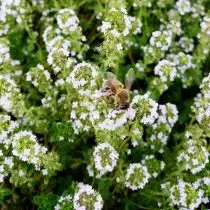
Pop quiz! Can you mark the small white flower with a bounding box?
[56,9,80,34]
[150,30,172,51]
[176,0,192,15]
[154,60,177,82]
[93,142,119,177]
[73,183,103,210]
[125,163,150,190]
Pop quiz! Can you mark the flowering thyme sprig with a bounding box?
[73,183,103,210]
[125,163,150,190]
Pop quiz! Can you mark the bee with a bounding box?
[101,69,134,110]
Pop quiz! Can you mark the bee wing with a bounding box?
[104,71,117,80]
[125,68,134,90]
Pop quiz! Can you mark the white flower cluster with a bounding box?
[200,16,210,36]
[73,182,103,210]
[142,45,165,63]
[141,155,165,178]
[132,0,152,8]
[70,100,98,134]
[150,30,173,51]
[193,73,210,124]
[170,180,208,210]
[0,115,17,183]
[0,154,14,182]
[148,103,178,152]
[198,15,210,55]
[167,52,195,75]
[98,6,141,65]
[192,3,205,19]
[93,142,119,178]
[149,77,169,94]
[42,8,85,75]
[68,62,98,91]
[54,195,73,210]
[177,132,209,174]
[0,114,18,145]
[97,107,136,131]
[41,92,56,111]
[125,163,150,190]
[0,41,10,64]
[193,177,210,189]
[43,28,70,52]
[175,0,191,16]
[130,124,143,147]
[26,64,52,92]
[0,116,55,182]
[0,0,25,29]
[67,63,100,133]
[11,131,49,175]
[166,20,182,36]
[154,59,177,82]
[56,9,80,35]
[0,39,20,71]
[47,48,70,74]
[166,9,183,35]
[0,75,24,115]
[157,103,178,127]
[177,37,194,53]
[31,0,44,8]
[99,8,135,37]
[132,94,158,125]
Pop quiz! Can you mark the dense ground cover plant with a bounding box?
[0,0,210,209]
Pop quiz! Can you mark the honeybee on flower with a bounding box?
[100,69,134,110]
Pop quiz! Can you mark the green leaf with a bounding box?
[33,193,58,210]
[0,186,11,204]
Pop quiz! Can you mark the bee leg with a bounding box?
[100,88,113,96]
[106,91,114,96]
[113,97,119,107]
[115,105,121,110]
[115,103,129,110]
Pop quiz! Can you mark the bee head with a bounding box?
[104,80,121,94]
